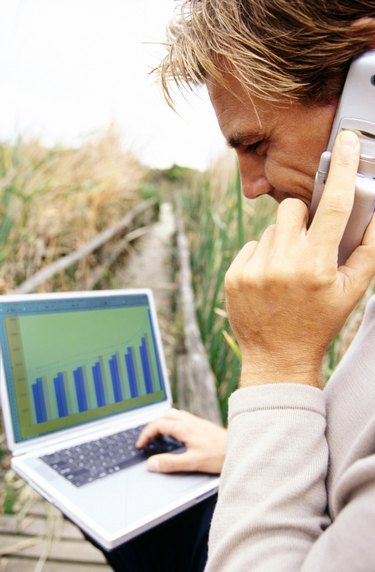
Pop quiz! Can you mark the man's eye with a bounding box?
[244,140,262,154]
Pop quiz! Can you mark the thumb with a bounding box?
[147,452,195,474]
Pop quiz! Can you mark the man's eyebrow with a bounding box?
[226,131,260,149]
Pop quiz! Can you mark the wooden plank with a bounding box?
[84,226,149,289]
[17,498,50,518]
[0,514,84,540]
[0,497,112,570]
[0,492,84,540]
[0,556,110,571]
[0,534,107,563]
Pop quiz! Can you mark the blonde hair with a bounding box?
[159,0,375,105]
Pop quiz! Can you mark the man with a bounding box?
[100,1,375,569]
[153,0,375,570]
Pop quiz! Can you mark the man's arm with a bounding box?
[206,131,375,570]
[207,382,375,571]
[206,384,329,571]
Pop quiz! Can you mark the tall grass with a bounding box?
[0,127,148,291]
[183,152,277,420]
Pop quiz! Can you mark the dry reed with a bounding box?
[0,127,148,291]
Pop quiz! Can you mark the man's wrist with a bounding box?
[239,358,322,388]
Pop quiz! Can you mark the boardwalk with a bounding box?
[0,492,111,571]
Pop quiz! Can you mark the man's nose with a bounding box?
[237,155,273,199]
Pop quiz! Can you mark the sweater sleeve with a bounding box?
[207,298,375,571]
[206,383,330,572]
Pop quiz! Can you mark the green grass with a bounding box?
[182,168,276,420]
[3,483,17,515]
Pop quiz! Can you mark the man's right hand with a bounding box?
[136,409,227,474]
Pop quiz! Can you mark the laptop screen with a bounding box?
[0,292,167,443]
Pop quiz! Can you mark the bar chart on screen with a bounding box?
[4,303,166,438]
[31,331,158,424]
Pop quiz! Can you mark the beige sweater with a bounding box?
[206,295,375,571]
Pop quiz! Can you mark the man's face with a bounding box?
[207,76,338,207]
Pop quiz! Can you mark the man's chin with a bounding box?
[270,190,311,208]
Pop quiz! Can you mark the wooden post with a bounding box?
[175,198,222,425]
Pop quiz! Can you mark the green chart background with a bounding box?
[10,305,165,439]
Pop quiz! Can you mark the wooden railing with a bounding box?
[14,198,157,294]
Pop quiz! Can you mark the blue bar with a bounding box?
[125,348,138,398]
[140,337,153,394]
[109,355,123,402]
[74,367,88,412]
[54,372,68,417]
[32,384,41,423]
[92,362,106,407]
[36,378,48,422]
[147,310,164,391]
[32,378,47,423]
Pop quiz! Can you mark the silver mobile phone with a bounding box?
[309,50,375,266]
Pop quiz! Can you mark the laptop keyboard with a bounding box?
[40,425,182,487]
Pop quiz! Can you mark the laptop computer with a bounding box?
[0,289,219,549]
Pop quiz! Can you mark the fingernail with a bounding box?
[340,130,358,148]
[148,457,160,472]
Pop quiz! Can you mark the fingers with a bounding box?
[136,412,195,474]
[226,227,278,281]
[146,451,197,474]
[136,413,183,448]
[227,199,308,283]
[272,199,309,260]
[226,240,258,272]
[274,198,308,240]
[308,130,360,258]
